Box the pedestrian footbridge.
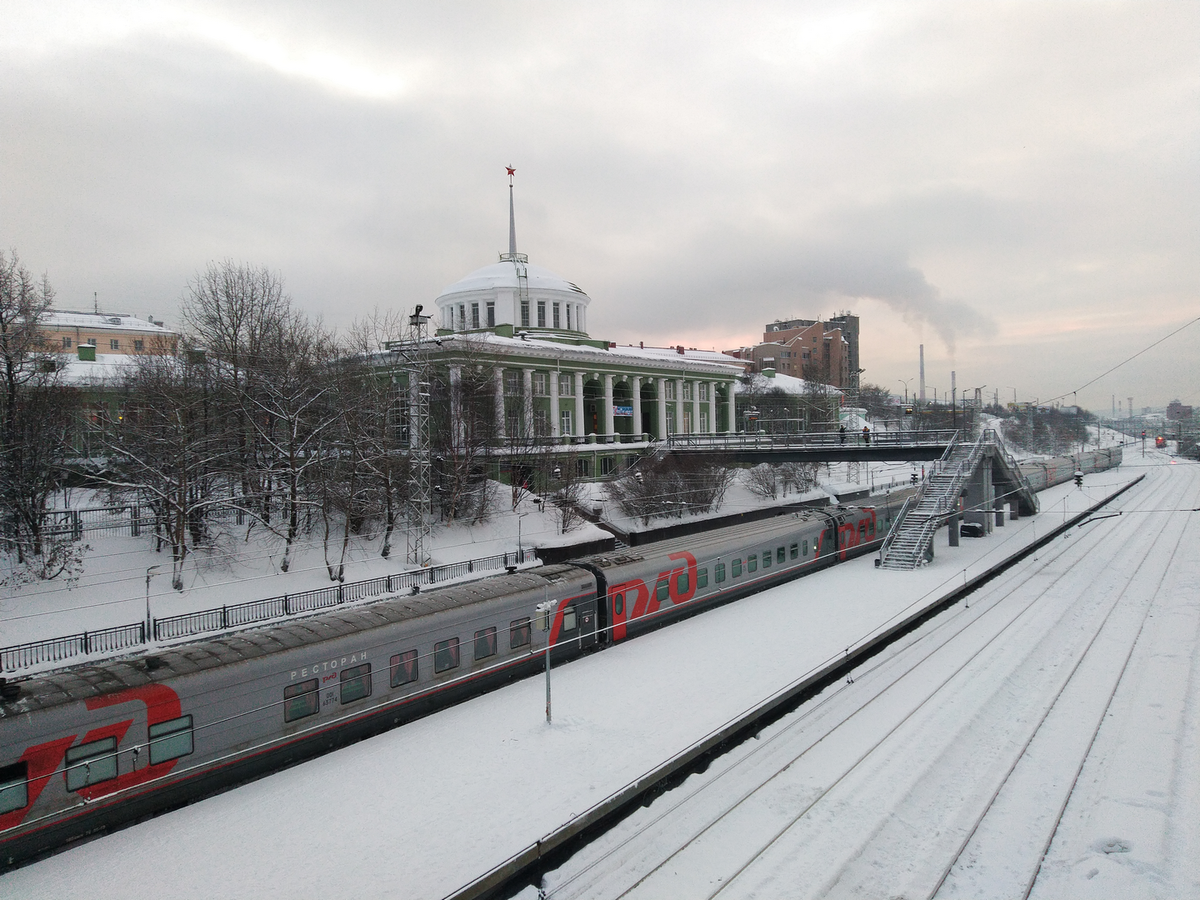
[876,430,1038,570]
[666,429,958,464]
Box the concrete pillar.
[994,498,1005,527]
[708,381,717,434]
[676,378,686,433]
[603,373,615,441]
[657,377,667,439]
[493,367,506,441]
[691,380,700,435]
[631,375,643,438]
[550,369,560,438]
[522,368,534,438]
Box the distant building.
[1167,399,1194,421]
[38,309,178,356]
[726,312,859,391]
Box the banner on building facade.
[613,405,634,417]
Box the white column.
[550,370,560,438]
[603,373,615,441]
[691,380,700,434]
[522,368,534,438]
[676,378,686,433]
[574,371,585,436]
[493,367,506,440]
[728,381,737,432]
[631,375,643,438]
[657,377,667,439]
[449,365,463,449]
[708,381,717,434]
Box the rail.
[1,549,538,674]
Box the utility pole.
[400,305,433,566]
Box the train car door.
[607,579,649,642]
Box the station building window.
[471,303,480,329]
[486,301,496,327]
[553,302,561,329]
[537,301,546,327]
[532,372,549,396]
[520,301,530,327]
[560,409,573,436]
[61,337,72,349]
[558,373,574,396]
[390,650,419,687]
[133,339,144,351]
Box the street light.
[897,378,911,406]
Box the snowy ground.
[1,459,929,655]
[4,453,1186,900]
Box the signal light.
[1074,470,1083,487]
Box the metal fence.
[0,623,147,673]
[2,548,538,674]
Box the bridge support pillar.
[949,511,960,547]
[963,462,994,534]
[994,499,1005,528]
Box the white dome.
[434,257,592,334]
[438,261,588,298]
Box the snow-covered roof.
[53,352,139,385]
[41,310,177,334]
[390,332,745,378]
[736,370,844,397]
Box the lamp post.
[897,378,911,407]
[517,512,529,560]
[145,565,161,642]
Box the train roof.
[0,564,588,717]
[579,506,864,572]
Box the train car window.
[732,558,742,577]
[762,551,771,569]
[474,627,498,661]
[510,618,532,650]
[715,562,725,583]
[747,556,757,573]
[284,678,320,722]
[0,762,28,815]
[777,546,786,564]
[655,579,669,602]
[390,650,419,687]
[677,571,690,594]
[148,715,194,765]
[434,638,460,673]
[562,606,578,632]
[65,737,118,792]
[859,521,868,538]
[340,664,372,704]
[612,592,625,616]
[790,543,799,559]
[697,568,708,588]
[803,539,809,557]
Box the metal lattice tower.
[404,306,433,566]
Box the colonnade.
[441,365,738,442]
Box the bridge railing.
[667,429,960,452]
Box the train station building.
[375,176,746,477]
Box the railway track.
[530,462,1197,899]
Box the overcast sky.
[3,1,1197,412]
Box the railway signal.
[1074,470,1084,487]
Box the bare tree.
[0,251,74,571]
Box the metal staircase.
[877,429,1038,570]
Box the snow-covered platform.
[2,466,1158,900]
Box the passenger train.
[0,447,1122,867]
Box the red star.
[506,166,516,176]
